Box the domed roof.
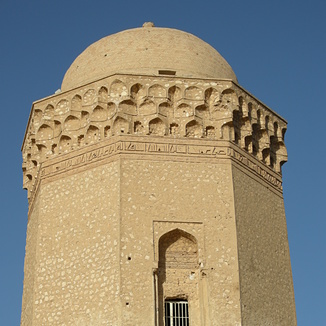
[61,23,237,91]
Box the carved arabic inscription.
[40,140,282,190]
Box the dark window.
[165,300,189,326]
[158,70,176,76]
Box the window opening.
[165,300,189,326]
[158,70,176,76]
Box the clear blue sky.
[0,0,325,325]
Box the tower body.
[21,25,296,325]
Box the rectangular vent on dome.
[158,70,176,76]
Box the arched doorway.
[157,229,199,325]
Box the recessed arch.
[104,125,111,138]
[184,86,203,100]
[158,102,173,117]
[33,109,43,124]
[64,115,80,131]
[36,124,53,140]
[86,125,100,143]
[205,87,219,107]
[112,116,129,135]
[281,127,287,141]
[36,144,47,160]
[195,104,209,119]
[170,122,179,136]
[185,120,202,138]
[176,103,192,118]
[139,100,156,116]
[159,228,198,268]
[265,115,272,131]
[205,125,215,139]
[55,99,69,115]
[98,86,108,103]
[221,88,238,111]
[71,95,82,111]
[168,85,182,103]
[149,117,166,136]
[83,89,96,105]
[158,228,199,325]
[91,105,108,122]
[248,102,257,123]
[44,105,54,120]
[273,121,279,137]
[130,83,146,103]
[59,135,71,152]
[148,84,166,98]
[109,79,128,98]
[134,121,144,134]
[118,100,137,115]
[256,109,262,126]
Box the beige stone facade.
[21,24,296,325]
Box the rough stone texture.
[23,161,121,325]
[232,166,296,325]
[21,189,41,325]
[21,24,296,325]
[119,159,241,325]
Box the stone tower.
[21,23,296,325]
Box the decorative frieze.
[22,74,287,199]
[22,136,283,211]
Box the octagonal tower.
[21,23,296,325]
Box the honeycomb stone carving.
[22,75,287,200]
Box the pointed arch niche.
[153,222,206,326]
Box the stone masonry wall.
[232,165,296,326]
[21,161,121,326]
[21,189,41,325]
[21,70,294,325]
[119,158,241,326]
[21,132,293,325]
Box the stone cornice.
[22,74,287,202]
[26,136,283,215]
